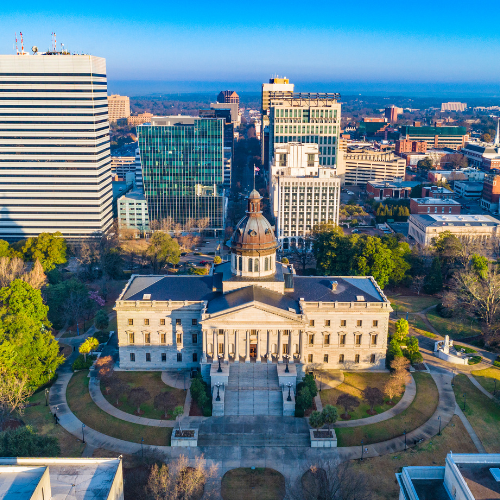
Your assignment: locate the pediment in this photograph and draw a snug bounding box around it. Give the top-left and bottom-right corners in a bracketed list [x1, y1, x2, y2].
[203, 302, 304, 325]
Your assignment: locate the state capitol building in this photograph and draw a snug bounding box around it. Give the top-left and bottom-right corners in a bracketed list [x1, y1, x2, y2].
[115, 191, 392, 375]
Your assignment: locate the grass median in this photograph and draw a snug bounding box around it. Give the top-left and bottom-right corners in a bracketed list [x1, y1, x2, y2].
[221, 468, 285, 500]
[471, 367, 500, 395]
[67, 370, 172, 446]
[335, 372, 438, 447]
[452, 374, 500, 453]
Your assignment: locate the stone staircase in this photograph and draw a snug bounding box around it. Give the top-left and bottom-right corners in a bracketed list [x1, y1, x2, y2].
[224, 363, 283, 416]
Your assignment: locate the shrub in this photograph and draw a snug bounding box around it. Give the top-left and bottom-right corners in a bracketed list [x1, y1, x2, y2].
[494, 361, 500, 368]
[436, 302, 453, 318]
[468, 356, 482, 365]
[302, 373, 318, 398]
[296, 386, 313, 412]
[309, 411, 324, 430]
[93, 330, 110, 344]
[190, 373, 211, 416]
[410, 352, 423, 364]
[454, 345, 477, 354]
[281, 257, 289, 264]
[94, 309, 109, 331]
[0, 426, 60, 457]
[213, 256, 222, 265]
[72, 354, 95, 371]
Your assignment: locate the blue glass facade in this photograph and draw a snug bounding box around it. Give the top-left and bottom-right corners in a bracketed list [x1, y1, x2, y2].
[138, 118, 225, 230]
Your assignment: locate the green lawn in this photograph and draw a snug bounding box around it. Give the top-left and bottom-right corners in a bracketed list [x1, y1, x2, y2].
[22, 388, 85, 457]
[426, 309, 482, 340]
[471, 368, 500, 396]
[320, 372, 402, 420]
[335, 373, 438, 447]
[221, 468, 285, 500]
[102, 371, 186, 419]
[452, 374, 500, 453]
[387, 295, 440, 313]
[67, 371, 172, 446]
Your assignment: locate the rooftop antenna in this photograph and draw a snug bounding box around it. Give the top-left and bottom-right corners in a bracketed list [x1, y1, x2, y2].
[14, 33, 18, 55]
[495, 118, 500, 146]
[20, 32, 24, 54]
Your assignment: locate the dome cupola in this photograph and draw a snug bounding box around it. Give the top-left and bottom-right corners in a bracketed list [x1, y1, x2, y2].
[230, 190, 278, 277]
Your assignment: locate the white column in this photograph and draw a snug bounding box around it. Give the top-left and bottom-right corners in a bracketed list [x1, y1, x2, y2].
[277, 330, 282, 363]
[213, 330, 217, 363]
[267, 330, 272, 363]
[234, 330, 240, 363]
[299, 330, 305, 363]
[256, 330, 261, 363]
[289, 330, 294, 363]
[224, 329, 229, 362]
[245, 330, 250, 363]
[201, 329, 207, 362]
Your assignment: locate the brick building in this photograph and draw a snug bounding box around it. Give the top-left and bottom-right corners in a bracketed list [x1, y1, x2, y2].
[422, 186, 455, 200]
[395, 139, 428, 154]
[410, 198, 461, 215]
[366, 179, 420, 200]
[480, 173, 500, 213]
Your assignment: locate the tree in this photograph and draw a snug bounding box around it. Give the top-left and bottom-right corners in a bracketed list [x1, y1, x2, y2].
[281, 257, 289, 264]
[173, 405, 184, 431]
[21, 232, 67, 272]
[79, 337, 99, 362]
[362, 387, 383, 414]
[446, 154, 468, 169]
[424, 257, 443, 294]
[417, 157, 433, 170]
[284, 460, 370, 500]
[336, 393, 360, 419]
[103, 248, 123, 279]
[411, 275, 425, 295]
[154, 392, 172, 418]
[313, 225, 355, 276]
[197, 217, 210, 235]
[302, 373, 318, 398]
[321, 405, 338, 431]
[25, 260, 47, 290]
[0, 279, 63, 389]
[128, 387, 151, 414]
[394, 319, 409, 343]
[147, 455, 218, 500]
[0, 369, 33, 426]
[0, 426, 60, 457]
[410, 184, 423, 198]
[384, 377, 403, 404]
[390, 357, 411, 387]
[309, 410, 324, 432]
[94, 309, 109, 331]
[106, 377, 125, 404]
[291, 237, 315, 273]
[146, 232, 181, 273]
[432, 231, 462, 275]
[94, 355, 113, 382]
[296, 387, 313, 412]
[481, 133, 491, 143]
[404, 336, 420, 360]
[213, 256, 222, 265]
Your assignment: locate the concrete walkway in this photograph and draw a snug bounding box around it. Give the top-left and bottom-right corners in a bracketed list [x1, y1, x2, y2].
[161, 370, 192, 390]
[454, 404, 486, 453]
[334, 373, 416, 428]
[466, 373, 496, 400]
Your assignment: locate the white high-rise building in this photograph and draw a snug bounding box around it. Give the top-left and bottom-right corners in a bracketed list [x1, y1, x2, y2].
[0, 52, 113, 240]
[271, 142, 340, 249]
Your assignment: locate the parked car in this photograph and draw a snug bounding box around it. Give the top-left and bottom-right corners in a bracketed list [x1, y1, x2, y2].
[200, 260, 209, 265]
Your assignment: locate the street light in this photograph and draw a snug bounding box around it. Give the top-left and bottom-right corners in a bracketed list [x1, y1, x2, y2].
[404, 429, 407, 451]
[54, 406, 59, 425]
[463, 392, 467, 411]
[82, 423, 86, 443]
[45, 388, 49, 406]
[361, 440, 364, 460]
[438, 416, 441, 436]
[216, 383, 221, 402]
[287, 383, 292, 402]
[217, 355, 222, 373]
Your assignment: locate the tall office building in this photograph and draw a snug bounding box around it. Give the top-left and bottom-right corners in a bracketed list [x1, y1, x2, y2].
[217, 90, 239, 114]
[261, 77, 295, 167]
[268, 93, 341, 169]
[137, 116, 225, 232]
[0, 52, 113, 241]
[270, 143, 340, 248]
[107, 94, 130, 123]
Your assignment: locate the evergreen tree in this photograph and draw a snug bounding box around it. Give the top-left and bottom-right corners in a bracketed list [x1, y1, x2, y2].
[424, 256, 443, 294]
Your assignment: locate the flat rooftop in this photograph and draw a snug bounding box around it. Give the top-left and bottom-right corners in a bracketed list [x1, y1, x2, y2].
[413, 198, 460, 205]
[459, 463, 500, 499]
[0, 458, 121, 500]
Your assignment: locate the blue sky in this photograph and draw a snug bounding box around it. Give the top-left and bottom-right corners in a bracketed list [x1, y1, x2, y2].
[2, 0, 500, 94]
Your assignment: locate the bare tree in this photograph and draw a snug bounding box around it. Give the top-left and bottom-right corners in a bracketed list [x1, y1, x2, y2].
[154, 392, 172, 419]
[411, 275, 425, 295]
[0, 369, 33, 426]
[384, 377, 403, 404]
[95, 355, 114, 382]
[106, 377, 125, 403]
[291, 237, 315, 273]
[197, 217, 210, 236]
[184, 218, 196, 232]
[336, 394, 359, 419]
[0, 256, 27, 287]
[285, 460, 370, 500]
[362, 387, 383, 414]
[128, 387, 151, 414]
[147, 454, 219, 500]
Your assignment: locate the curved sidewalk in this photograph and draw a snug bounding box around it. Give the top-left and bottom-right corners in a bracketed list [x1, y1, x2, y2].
[334, 374, 416, 428]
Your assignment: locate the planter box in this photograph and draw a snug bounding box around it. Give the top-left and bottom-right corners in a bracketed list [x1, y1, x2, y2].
[310, 429, 337, 448]
[171, 428, 198, 447]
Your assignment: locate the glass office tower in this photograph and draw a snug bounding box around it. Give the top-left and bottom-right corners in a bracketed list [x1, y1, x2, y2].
[138, 117, 225, 231]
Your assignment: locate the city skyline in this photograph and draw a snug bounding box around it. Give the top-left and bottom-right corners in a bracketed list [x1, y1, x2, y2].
[2, 0, 500, 96]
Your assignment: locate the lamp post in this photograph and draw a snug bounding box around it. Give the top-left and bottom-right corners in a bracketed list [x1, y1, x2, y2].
[82, 423, 86, 444]
[217, 355, 222, 373]
[404, 429, 407, 451]
[361, 440, 364, 460]
[463, 392, 467, 411]
[438, 416, 441, 436]
[53, 406, 59, 425]
[285, 354, 289, 373]
[45, 388, 49, 406]
[216, 383, 221, 402]
[287, 383, 292, 402]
